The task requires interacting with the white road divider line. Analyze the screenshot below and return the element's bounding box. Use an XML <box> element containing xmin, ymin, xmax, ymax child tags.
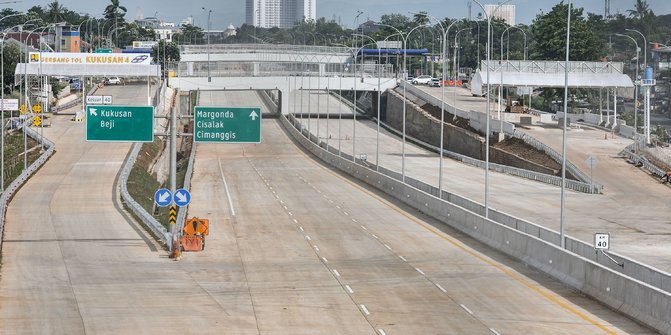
<box><xmin>371</xmin><ymin>234</ymin><xmax>378</xmax><ymax>239</ymax></box>
<box><xmin>345</xmin><ymin>285</ymin><xmax>354</xmax><ymax>294</ymax></box>
<box><xmin>415</xmin><ymin>268</ymin><xmax>425</xmax><ymax>275</ymax></box>
<box><xmin>490</xmin><ymin>328</ymin><xmax>501</xmax><ymax>335</ymax></box>
<box><xmin>360</xmin><ymin>225</ymin><xmax>366</xmax><ymax>230</ymax></box>
<box><xmin>399</xmin><ymin>255</ymin><xmax>407</xmax><ymax>262</ymax></box>
<box><xmin>343</xmin><ymin>211</ymin><xmax>349</xmax><ymax>216</ymax></box>
<box><xmin>299</xmin><ymin>226</ymin><xmax>304</xmax><ymax>232</ymax></box>
<box><xmin>384</xmin><ymin>244</ymin><xmax>392</xmax><ymax>250</ymax></box>
<box><xmin>333</xmin><ymin>269</ymin><xmax>341</xmax><ymax>277</ymax></box>
<box><xmin>313</xmin><ymin>245</ymin><xmax>320</xmax><ymax>251</ymax></box>
<box><xmin>218</xmin><ymin>159</ymin><xmax>236</xmax><ymax>217</ymax></box>
<box><xmin>360</xmin><ymin>304</ymin><xmax>370</xmax><ymax>315</ymax></box>
<box><xmin>378</xmin><ymin>329</ymin><xmax>387</xmax><ymax>335</ymax></box>
<box><xmin>293</xmin><ymin>219</ymin><xmax>298</xmax><ymax>224</ymax></box>
<box><xmin>305</xmin><ymin>235</ymin><xmax>311</xmax><ymax>241</ymax></box>
<box><xmin>322</xmin><ymin>257</ymin><xmax>328</xmax><ymax>263</ymax></box>
<box><xmin>460</xmin><ymin>304</ymin><xmax>474</xmax><ymax>315</ymax></box>
<box><xmin>436</xmin><ymin>284</ymin><xmax>447</xmax><ymax>293</ymax></box>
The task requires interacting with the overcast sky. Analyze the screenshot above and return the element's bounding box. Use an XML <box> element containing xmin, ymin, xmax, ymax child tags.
<box><xmin>7</xmin><ymin>0</ymin><xmax>671</xmax><ymax>29</ymax></box>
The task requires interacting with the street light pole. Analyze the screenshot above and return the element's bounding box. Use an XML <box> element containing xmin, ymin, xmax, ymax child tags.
<box><xmin>616</xmin><ymin>33</ymin><xmax>640</xmax><ymax>151</ymax></box>
<box><xmin>0</xmin><ymin>13</ymin><xmax>26</xmax><ymax>192</ymax></box>
<box><xmin>202</xmin><ymin>7</ymin><xmax>212</xmax><ymax>82</ymax></box>
<box><xmin>559</xmin><ymin>0</ymin><xmax>572</xmax><ymax>249</ymax></box>
<box><xmin>471</xmin><ymin>0</ymin><xmax>513</xmax><ymax>218</ymax></box>
<box><xmin>626</xmin><ymin>28</ymin><xmax>648</xmax><ymax>144</ymax></box>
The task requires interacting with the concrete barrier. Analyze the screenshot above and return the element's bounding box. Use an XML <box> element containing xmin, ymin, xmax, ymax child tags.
<box><xmin>280</xmin><ymin>113</ymin><xmax>671</xmax><ymax>334</ymax></box>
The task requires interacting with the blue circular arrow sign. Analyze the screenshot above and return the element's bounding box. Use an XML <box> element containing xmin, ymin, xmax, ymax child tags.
<box><xmin>154</xmin><ymin>188</ymin><xmax>172</xmax><ymax>207</ymax></box>
<box><xmin>173</xmin><ymin>188</ymin><xmax>191</xmax><ymax>207</ymax></box>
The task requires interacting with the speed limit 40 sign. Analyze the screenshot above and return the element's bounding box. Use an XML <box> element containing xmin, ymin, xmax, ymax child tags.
<box><xmin>594</xmin><ymin>233</ymin><xmax>610</xmax><ymax>250</ymax></box>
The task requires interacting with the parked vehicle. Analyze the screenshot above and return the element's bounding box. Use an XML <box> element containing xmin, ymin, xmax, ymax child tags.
<box><xmin>412</xmin><ymin>75</ymin><xmax>432</xmax><ymax>85</ymax></box>
<box><xmin>429</xmin><ymin>78</ymin><xmax>441</xmax><ymax>87</ymax></box>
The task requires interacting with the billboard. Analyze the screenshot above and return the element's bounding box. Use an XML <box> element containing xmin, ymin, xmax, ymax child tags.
<box><xmin>29</xmin><ymin>52</ymin><xmax>153</xmax><ymax>65</ymax></box>
<box><xmin>132</xmin><ymin>41</ymin><xmax>158</xmax><ymax>49</ymax></box>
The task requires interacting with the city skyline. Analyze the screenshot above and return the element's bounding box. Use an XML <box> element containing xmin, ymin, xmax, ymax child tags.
<box><xmin>4</xmin><ymin>0</ymin><xmax>671</xmax><ymax>29</ymax></box>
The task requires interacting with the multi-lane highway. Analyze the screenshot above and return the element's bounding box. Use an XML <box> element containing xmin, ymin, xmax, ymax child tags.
<box><xmin>0</xmin><ymin>81</ymin><xmax>659</xmax><ymax>334</ymax></box>
<box><xmin>295</xmin><ymin>85</ymin><xmax>671</xmax><ymax>273</ymax></box>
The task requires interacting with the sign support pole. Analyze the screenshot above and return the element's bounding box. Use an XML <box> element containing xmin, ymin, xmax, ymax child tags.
<box><xmin>169</xmin><ymin>91</ymin><xmax>178</xmax><ymax>250</ymax></box>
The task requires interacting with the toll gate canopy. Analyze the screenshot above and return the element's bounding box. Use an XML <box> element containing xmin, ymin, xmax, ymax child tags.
<box><xmin>471</xmin><ymin>60</ymin><xmax>634</xmax><ymax>96</ymax></box>
<box><xmin>14</xmin><ymin>52</ymin><xmax>160</xmax><ymax>77</ymax></box>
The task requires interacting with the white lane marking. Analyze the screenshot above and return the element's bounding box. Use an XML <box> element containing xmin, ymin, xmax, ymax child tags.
<box><xmin>305</xmin><ymin>235</ymin><xmax>311</xmax><ymax>241</ymax></box>
<box><xmin>322</xmin><ymin>257</ymin><xmax>329</xmax><ymax>263</ymax></box>
<box><xmin>399</xmin><ymin>255</ymin><xmax>407</xmax><ymax>262</ymax></box>
<box><xmin>378</xmin><ymin>330</ymin><xmax>387</xmax><ymax>335</ymax></box>
<box><xmin>283</xmin><ymin>205</ymin><xmax>288</xmax><ymax>210</ymax></box>
<box><xmin>218</xmin><ymin>159</ymin><xmax>236</xmax><ymax>217</ymax></box>
<box><xmin>333</xmin><ymin>269</ymin><xmax>341</xmax><ymax>277</ymax></box>
<box><xmin>360</xmin><ymin>225</ymin><xmax>367</xmax><ymax>230</ymax></box>
<box><xmin>460</xmin><ymin>304</ymin><xmax>474</xmax><ymax>315</ymax></box>
<box><xmin>490</xmin><ymin>328</ymin><xmax>501</xmax><ymax>335</ymax></box>
<box><xmin>415</xmin><ymin>268</ymin><xmax>425</xmax><ymax>275</ymax></box>
<box><xmin>343</xmin><ymin>211</ymin><xmax>349</xmax><ymax>216</ymax></box>
<box><xmin>345</xmin><ymin>285</ymin><xmax>354</xmax><ymax>294</ymax></box>
<box><xmin>288</xmin><ymin>212</ymin><xmax>293</xmax><ymax>216</ymax></box>
<box><xmin>280</xmin><ymin>200</ymin><xmax>284</xmax><ymax>204</ymax></box>
<box><xmin>313</xmin><ymin>245</ymin><xmax>320</xmax><ymax>251</ymax></box>
<box><xmin>436</xmin><ymin>284</ymin><xmax>447</xmax><ymax>293</ymax></box>
<box><xmin>352</xmin><ymin>219</ymin><xmax>357</xmax><ymax>223</ymax></box>
<box><xmin>299</xmin><ymin>226</ymin><xmax>304</xmax><ymax>232</ymax></box>
<box><xmin>329</xmin><ymin>199</ymin><xmax>334</xmax><ymax>203</ymax></box>
<box><xmin>275</xmin><ymin>195</ymin><xmax>279</xmax><ymax>199</ymax></box>
<box><xmin>384</xmin><ymin>244</ymin><xmax>392</xmax><ymax>250</ymax></box>
<box><xmin>371</xmin><ymin>234</ymin><xmax>379</xmax><ymax>239</ymax></box>
<box><xmin>359</xmin><ymin>304</ymin><xmax>370</xmax><ymax>315</ymax></box>
<box><xmin>293</xmin><ymin>219</ymin><xmax>298</xmax><ymax>224</ymax></box>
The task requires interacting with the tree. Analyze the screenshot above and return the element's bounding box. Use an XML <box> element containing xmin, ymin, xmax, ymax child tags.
<box><xmin>104</xmin><ymin>0</ymin><xmax>127</xmax><ymax>21</ymax></box>
<box><xmin>412</xmin><ymin>12</ymin><xmax>429</xmax><ymax>27</ymax></box>
<box><xmin>528</xmin><ymin>2</ymin><xmax>606</xmax><ymax>61</ymax></box>
<box><xmin>0</xmin><ymin>9</ymin><xmax>25</xmax><ymax>30</ymax></box>
<box><xmin>173</xmin><ymin>24</ymin><xmax>204</xmax><ymax>45</ymax></box>
<box><xmin>627</xmin><ymin>0</ymin><xmax>653</xmax><ymax>20</ymax></box>
<box><xmin>1</xmin><ymin>43</ymin><xmax>21</xmax><ymax>94</ymax></box>
<box><xmin>151</xmin><ymin>40</ymin><xmax>180</xmax><ymax>75</ymax></box>
<box><xmin>379</xmin><ymin>14</ymin><xmax>410</xmax><ymax>32</ymax></box>
<box><xmin>46</xmin><ymin>1</ymin><xmax>66</xmax><ymax>23</ymax></box>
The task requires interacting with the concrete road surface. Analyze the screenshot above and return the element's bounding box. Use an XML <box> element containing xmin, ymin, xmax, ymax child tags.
<box><xmin>186</xmin><ymin>90</ymin><xmax>654</xmax><ymax>334</ymax></box>
<box><xmin>300</xmin><ymin>84</ymin><xmax>671</xmax><ymax>273</ymax></box>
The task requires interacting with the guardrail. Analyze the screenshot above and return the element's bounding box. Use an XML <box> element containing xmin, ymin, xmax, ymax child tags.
<box><xmin>281</xmin><ymin>112</ymin><xmax>671</xmax><ymax>334</ymax></box>
<box><xmin>0</xmin><ymin>123</ymin><xmax>56</xmax><ymax>251</ymax></box>
<box><xmin>120</xmin><ymin>143</ymin><xmax>170</xmax><ymax>247</ymax></box>
<box><xmin>621</xmin><ymin>144</ymin><xmax>666</xmax><ymax>178</ymax></box>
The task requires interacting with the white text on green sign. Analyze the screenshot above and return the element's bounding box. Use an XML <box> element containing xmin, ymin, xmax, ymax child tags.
<box><xmin>194</xmin><ymin>106</ymin><xmax>261</xmax><ymax>143</ymax></box>
<box><xmin>86</xmin><ymin>105</ymin><xmax>154</xmax><ymax>142</ymax></box>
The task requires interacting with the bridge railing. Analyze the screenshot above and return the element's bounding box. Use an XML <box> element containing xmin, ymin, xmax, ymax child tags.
<box><xmin>180</xmin><ymin>43</ymin><xmax>351</xmax><ymax>56</ymax></box>
<box><xmin>176</xmin><ymin>61</ymin><xmax>395</xmax><ymax>78</ymax></box>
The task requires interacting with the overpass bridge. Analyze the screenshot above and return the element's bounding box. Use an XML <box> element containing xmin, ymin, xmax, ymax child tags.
<box><xmin>170</xmin><ymin>44</ymin><xmax>399</xmax><ymax>114</ymax></box>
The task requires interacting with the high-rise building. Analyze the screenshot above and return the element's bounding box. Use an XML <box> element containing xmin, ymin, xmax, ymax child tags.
<box><xmin>246</xmin><ymin>0</ymin><xmax>316</xmax><ymax>29</ymax></box>
<box><xmin>484</xmin><ymin>4</ymin><xmax>516</xmax><ymax>25</ymax></box>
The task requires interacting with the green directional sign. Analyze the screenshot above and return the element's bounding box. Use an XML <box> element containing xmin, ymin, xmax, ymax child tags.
<box><xmin>194</xmin><ymin>106</ymin><xmax>261</xmax><ymax>143</ymax></box>
<box><xmin>96</xmin><ymin>48</ymin><xmax>112</xmax><ymax>53</ymax></box>
<box><xmin>86</xmin><ymin>105</ymin><xmax>154</xmax><ymax>142</ymax></box>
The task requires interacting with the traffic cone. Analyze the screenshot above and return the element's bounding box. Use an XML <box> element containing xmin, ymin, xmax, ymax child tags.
<box><xmin>604</xmin><ymin>133</ymin><xmax>607</xmax><ymax>140</ymax></box>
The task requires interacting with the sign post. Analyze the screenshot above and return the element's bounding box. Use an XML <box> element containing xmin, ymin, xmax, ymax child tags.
<box><xmin>86</xmin><ymin>105</ymin><xmax>154</xmax><ymax>142</ymax></box>
<box><xmin>194</xmin><ymin>106</ymin><xmax>261</xmax><ymax>143</ymax></box>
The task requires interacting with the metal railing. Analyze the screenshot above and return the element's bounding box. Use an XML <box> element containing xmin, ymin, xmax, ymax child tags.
<box><xmin>181</xmin><ymin>43</ymin><xmax>351</xmax><ymax>56</ymax></box>
<box><xmin>0</xmin><ymin>122</ymin><xmax>56</xmax><ymax>251</ymax></box>
<box><xmin>482</xmin><ymin>60</ymin><xmax>624</xmax><ymax>74</ymax></box>
<box><xmin>176</xmin><ymin>61</ymin><xmax>395</xmax><ymax>78</ymax></box>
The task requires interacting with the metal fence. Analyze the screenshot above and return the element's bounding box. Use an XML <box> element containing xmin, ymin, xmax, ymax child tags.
<box><xmin>181</xmin><ymin>44</ymin><xmax>351</xmax><ymax>56</ymax></box>
<box><xmin>0</xmin><ymin>122</ymin><xmax>56</xmax><ymax>251</ymax></box>
<box><xmin>177</xmin><ymin>61</ymin><xmax>395</xmax><ymax>78</ymax></box>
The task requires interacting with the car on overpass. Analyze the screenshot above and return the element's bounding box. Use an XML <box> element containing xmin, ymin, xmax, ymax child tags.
<box><xmin>412</xmin><ymin>75</ymin><xmax>432</xmax><ymax>85</ymax></box>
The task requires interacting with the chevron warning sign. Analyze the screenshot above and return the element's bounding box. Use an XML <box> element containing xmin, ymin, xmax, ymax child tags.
<box><xmin>169</xmin><ymin>205</ymin><xmax>177</xmax><ymax>225</ymax></box>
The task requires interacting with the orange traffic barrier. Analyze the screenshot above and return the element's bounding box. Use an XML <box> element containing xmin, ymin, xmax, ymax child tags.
<box><xmin>183</xmin><ymin>217</ymin><xmax>209</xmax><ymax>236</ymax></box>
<box><xmin>180</xmin><ymin>235</ymin><xmax>203</xmax><ymax>251</ymax></box>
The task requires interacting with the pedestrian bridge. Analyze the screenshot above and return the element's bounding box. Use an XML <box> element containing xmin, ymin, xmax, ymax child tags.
<box><xmin>170</xmin><ymin>44</ymin><xmax>399</xmax><ymax>113</ymax></box>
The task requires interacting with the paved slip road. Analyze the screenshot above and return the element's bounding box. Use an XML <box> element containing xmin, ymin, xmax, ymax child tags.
<box><xmin>362</xmin><ymin>84</ymin><xmax>671</xmax><ymax>272</ymax></box>
<box><xmin>185</xmin><ymin>90</ymin><xmax>654</xmax><ymax>334</ymax></box>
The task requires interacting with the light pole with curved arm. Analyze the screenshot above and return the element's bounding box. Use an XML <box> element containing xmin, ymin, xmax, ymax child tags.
<box><xmin>471</xmin><ymin>0</ymin><xmax>514</xmax><ymax>218</ymax></box>
<box><xmin>616</xmin><ymin>33</ymin><xmax>640</xmax><ymax>150</ymax></box>
<box><xmin>0</xmin><ymin>13</ymin><xmax>27</xmax><ymax>191</ymax></box>
<box><xmin>374</xmin><ymin>22</ymin><xmax>432</xmax><ymax>182</ymax></box>
<box><xmin>625</xmin><ymin>28</ymin><xmax>649</xmax><ymax>144</ymax></box>
<box><xmin>500</xmin><ymin>25</ymin><xmax>527</xmax><ymax>61</ymax></box>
